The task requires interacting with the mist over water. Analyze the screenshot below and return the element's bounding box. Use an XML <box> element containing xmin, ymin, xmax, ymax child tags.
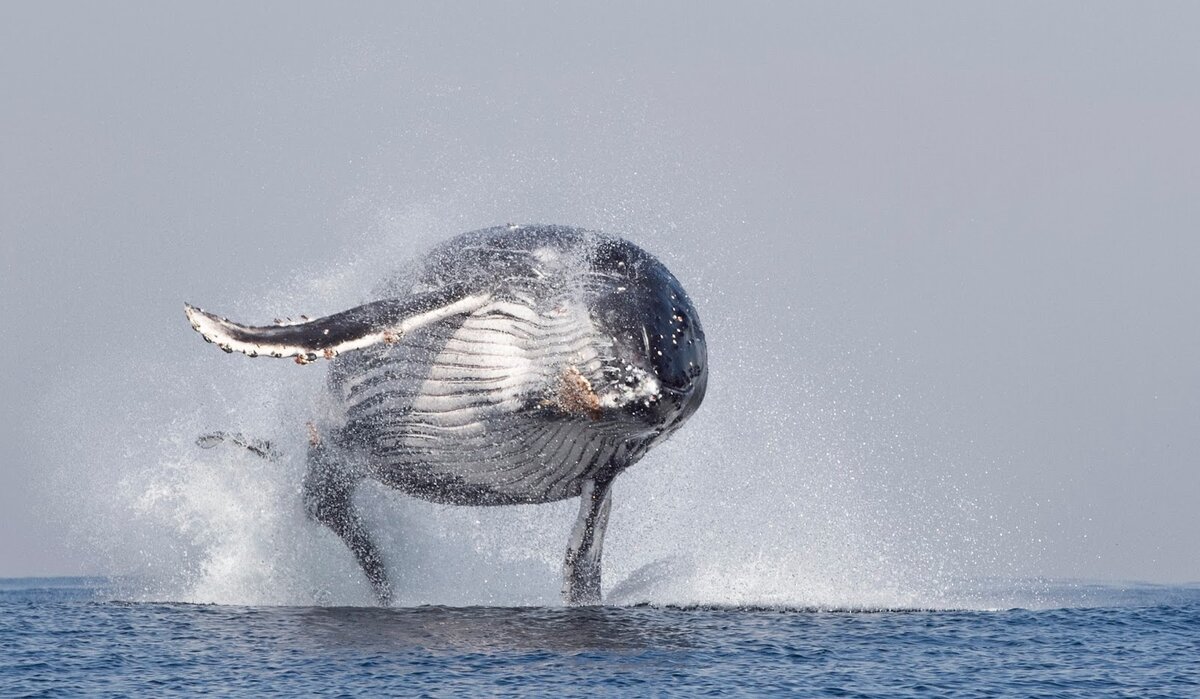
<box><xmin>34</xmin><ymin>205</ymin><xmax>1044</xmax><ymax>611</ymax></box>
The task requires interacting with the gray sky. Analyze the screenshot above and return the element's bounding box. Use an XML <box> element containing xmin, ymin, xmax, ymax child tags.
<box><xmin>2</xmin><ymin>2</ymin><xmax>1197</xmax><ymax>585</ymax></box>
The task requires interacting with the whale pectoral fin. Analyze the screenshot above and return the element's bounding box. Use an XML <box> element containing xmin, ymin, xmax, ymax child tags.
<box><xmin>196</xmin><ymin>431</ymin><xmax>279</xmax><ymax>460</ymax></box>
<box><xmin>562</xmin><ymin>476</ymin><xmax>614</xmax><ymax>606</ymax></box>
<box><xmin>184</xmin><ymin>283</ymin><xmax>491</xmax><ymax>362</ymax></box>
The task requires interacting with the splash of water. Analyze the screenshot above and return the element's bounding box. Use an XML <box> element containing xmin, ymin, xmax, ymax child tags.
<box><xmin>38</xmin><ymin>211</ymin><xmax>1042</xmax><ymax>610</ymax></box>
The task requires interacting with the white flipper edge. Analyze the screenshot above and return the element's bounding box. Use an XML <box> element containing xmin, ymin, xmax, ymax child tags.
<box><xmin>184</xmin><ymin>285</ymin><xmax>491</xmax><ymax>363</ymax></box>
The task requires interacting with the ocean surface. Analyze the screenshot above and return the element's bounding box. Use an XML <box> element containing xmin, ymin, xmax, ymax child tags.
<box><xmin>1</xmin><ymin>578</ymin><xmax>1196</xmax><ymax>697</ymax></box>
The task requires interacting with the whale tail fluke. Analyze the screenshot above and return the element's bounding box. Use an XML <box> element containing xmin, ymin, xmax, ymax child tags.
<box><xmin>183</xmin><ymin>284</ymin><xmax>491</xmax><ymax>364</ymax></box>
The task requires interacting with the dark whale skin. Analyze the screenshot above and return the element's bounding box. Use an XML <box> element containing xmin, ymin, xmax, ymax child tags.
<box><xmin>322</xmin><ymin>225</ymin><xmax>707</xmax><ymax>506</ymax></box>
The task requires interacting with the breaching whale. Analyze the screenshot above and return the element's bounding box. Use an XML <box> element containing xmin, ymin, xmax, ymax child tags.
<box><xmin>184</xmin><ymin>224</ymin><xmax>707</xmax><ymax>605</ymax></box>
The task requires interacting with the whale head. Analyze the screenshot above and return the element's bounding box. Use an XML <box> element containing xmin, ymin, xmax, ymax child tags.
<box><xmin>588</xmin><ymin>238</ymin><xmax>708</xmax><ymax>441</ymax></box>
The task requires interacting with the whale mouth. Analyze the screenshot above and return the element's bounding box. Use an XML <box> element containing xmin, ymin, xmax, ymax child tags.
<box><xmin>656</xmin><ymin>384</ymin><xmax>690</xmax><ymax>398</ymax></box>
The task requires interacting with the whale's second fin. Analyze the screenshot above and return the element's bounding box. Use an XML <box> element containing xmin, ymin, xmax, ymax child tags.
<box><xmin>196</xmin><ymin>431</ymin><xmax>279</xmax><ymax>460</ymax></box>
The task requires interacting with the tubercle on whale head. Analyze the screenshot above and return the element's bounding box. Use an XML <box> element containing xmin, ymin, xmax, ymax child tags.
<box><xmin>587</xmin><ymin>362</ymin><xmax>664</xmax><ymax>434</ymax></box>
<box><xmin>543</xmin><ymin>364</ymin><xmax>671</xmax><ymax>425</ymax></box>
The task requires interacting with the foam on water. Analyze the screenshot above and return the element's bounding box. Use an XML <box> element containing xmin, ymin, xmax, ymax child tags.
<box><xmin>37</xmin><ymin>210</ymin><xmax>1043</xmax><ymax>611</ymax></box>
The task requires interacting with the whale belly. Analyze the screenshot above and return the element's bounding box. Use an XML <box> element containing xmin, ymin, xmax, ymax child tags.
<box><xmin>331</xmin><ymin>297</ymin><xmax>627</xmax><ymax>505</ymax></box>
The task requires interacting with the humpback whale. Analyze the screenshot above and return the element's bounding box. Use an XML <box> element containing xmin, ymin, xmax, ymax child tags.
<box><xmin>184</xmin><ymin>224</ymin><xmax>707</xmax><ymax>605</ymax></box>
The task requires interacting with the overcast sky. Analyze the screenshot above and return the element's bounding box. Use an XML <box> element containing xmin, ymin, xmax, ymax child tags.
<box><xmin>2</xmin><ymin>2</ymin><xmax>1197</xmax><ymax>585</ymax></box>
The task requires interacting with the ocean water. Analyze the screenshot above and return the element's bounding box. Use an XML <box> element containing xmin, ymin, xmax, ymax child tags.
<box><xmin>2</xmin><ymin>578</ymin><xmax>1197</xmax><ymax>697</ymax></box>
